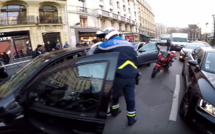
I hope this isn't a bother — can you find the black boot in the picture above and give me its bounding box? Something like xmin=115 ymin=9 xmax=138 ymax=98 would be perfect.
xmin=127 ymin=114 xmax=137 ymax=126
xmin=111 ymin=105 xmax=121 ymax=117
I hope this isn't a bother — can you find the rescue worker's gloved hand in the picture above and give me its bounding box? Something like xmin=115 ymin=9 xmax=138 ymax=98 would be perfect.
xmin=136 ymin=72 xmax=142 ymax=85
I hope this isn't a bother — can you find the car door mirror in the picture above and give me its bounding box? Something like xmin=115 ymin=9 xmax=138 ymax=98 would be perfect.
xmin=188 ymin=60 xmax=198 ymax=67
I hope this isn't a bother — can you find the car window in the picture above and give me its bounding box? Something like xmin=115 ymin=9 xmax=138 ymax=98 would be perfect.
xmin=28 ymin=62 xmax=108 ymax=117
xmin=203 ymin=53 xmax=215 ymax=74
xmin=140 ymin=43 xmax=156 ymax=51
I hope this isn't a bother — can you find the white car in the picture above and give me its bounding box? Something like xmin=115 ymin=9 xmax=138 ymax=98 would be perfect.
xmin=149 ymin=39 xmax=159 ymax=43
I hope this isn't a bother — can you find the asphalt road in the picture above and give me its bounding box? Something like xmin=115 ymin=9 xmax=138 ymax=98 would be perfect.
xmin=104 ymin=46 xmax=201 ymax=134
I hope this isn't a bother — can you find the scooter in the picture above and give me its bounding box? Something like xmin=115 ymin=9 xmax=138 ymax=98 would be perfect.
xmin=151 ymin=50 xmax=177 ymax=78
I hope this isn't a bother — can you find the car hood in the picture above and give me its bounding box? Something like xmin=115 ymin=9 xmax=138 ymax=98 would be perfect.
xmin=202 ymin=71 xmax=215 ymax=89
xmin=182 ymin=48 xmax=193 ymax=53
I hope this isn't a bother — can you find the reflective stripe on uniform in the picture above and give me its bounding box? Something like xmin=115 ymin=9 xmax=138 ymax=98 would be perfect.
xmin=127 ymin=113 xmax=136 ymax=117
xmin=118 ymin=60 xmax=137 ymax=69
xmin=112 ymin=104 xmax=119 ymax=109
xmin=127 ymin=111 xmax=136 ymax=117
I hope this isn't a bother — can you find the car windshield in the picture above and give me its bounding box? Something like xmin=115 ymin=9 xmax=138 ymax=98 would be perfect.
xmin=161 ymin=38 xmax=168 ymax=40
xmin=203 ymin=52 xmax=215 ymax=74
xmin=172 ymin=38 xmax=187 ymax=42
xmin=132 ymin=43 xmax=139 ymax=50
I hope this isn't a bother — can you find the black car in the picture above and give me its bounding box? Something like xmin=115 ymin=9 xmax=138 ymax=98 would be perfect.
xmin=133 ymin=42 xmax=159 ymax=66
xmin=180 ymin=47 xmax=215 ymax=134
xmin=0 ymin=48 xmax=119 ymax=134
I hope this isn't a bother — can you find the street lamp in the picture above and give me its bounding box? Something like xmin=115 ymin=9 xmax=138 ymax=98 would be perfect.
xmin=206 ymin=22 xmax=208 ymax=42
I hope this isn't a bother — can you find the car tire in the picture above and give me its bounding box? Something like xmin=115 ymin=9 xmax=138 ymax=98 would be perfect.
xmin=179 ymin=91 xmax=192 ymax=119
xmin=151 ymin=66 xmax=159 ymax=78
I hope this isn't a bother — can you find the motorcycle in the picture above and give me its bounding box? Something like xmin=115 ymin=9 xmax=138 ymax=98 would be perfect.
xmin=151 ymin=50 xmax=177 ymax=78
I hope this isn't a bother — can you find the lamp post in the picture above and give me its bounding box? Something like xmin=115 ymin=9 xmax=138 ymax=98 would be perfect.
xmin=206 ymin=22 xmax=208 ymax=42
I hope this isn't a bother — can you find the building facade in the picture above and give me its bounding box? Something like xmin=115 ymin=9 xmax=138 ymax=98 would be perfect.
xmin=188 ymin=24 xmax=201 ymax=41
xmin=0 ymin=0 xmax=69 ymax=59
xmin=68 ymin=0 xmax=144 ymax=46
xmin=137 ymin=0 xmax=155 ymax=41
xmin=155 ymin=23 xmax=167 ymax=39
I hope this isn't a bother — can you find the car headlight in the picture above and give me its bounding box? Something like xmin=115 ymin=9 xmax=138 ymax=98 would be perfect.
xmin=199 ymin=99 xmax=215 ymax=117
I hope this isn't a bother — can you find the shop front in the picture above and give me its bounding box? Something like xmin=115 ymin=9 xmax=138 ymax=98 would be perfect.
xmin=75 ymin=28 xmax=100 ymax=45
xmin=0 ymin=31 xmax=32 ymax=59
xmin=139 ymin=29 xmax=151 ymax=43
xmin=123 ymin=32 xmax=139 ymax=42
xmin=42 ymin=32 xmax=61 ymax=52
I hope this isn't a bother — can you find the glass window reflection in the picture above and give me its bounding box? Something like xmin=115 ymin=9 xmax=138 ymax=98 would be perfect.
xmin=0 ymin=5 xmax=27 ymax=25
xmin=39 ymin=5 xmax=58 ymax=23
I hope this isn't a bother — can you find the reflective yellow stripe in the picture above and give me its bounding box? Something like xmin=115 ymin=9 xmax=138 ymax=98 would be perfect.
xmin=118 ymin=60 xmax=137 ymax=69
xmin=127 ymin=113 xmax=136 ymax=117
xmin=112 ymin=105 xmax=119 ymax=109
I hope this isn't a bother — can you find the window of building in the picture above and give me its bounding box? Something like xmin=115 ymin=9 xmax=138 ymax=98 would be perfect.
xmin=101 ymin=19 xmax=105 ymax=29
xmin=80 ymin=17 xmax=87 ymax=27
xmin=0 ymin=5 xmax=27 ymax=25
xmin=123 ymin=5 xmax=126 ymax=11
xmin=39 ymin=5 xmax=58 ymax=23
xmin=110 ymin=0 xmax=112 ymax=5
xmin=111 ymin=21 xmax=114 ymax=27
xmin=99 ymin=5 xmax=103 ymax=9
xmin=110 ymin=9 xmax=113 ymax=12
xmin=125 ymin=25 xmax=127 ymax=31
xmin=128 ymin=8 xmax=130 ymax=13
xmin=124 ymin=14 xmax=126 ymax=17
xmin=118 ymin=11 xmax=120 ymax=15
xmin=117 ymin=2 xmax=120 ymax=8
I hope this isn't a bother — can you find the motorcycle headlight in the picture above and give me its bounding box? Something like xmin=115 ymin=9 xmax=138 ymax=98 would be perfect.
xmin=199 ymin=99 xmax=215 ymax=117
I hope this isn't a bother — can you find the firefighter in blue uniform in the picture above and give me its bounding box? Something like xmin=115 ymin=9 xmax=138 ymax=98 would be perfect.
xmin=94 ymin=27 xmax=138 ymax=126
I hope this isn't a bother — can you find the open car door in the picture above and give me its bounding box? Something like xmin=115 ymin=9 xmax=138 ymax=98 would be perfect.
xmin=19 ymin=52 xmax=119 ymax=134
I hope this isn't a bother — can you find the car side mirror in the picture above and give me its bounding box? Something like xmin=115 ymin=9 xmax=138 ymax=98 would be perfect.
xmin=188 ymin=60 xmax=198 ymax=67
xmin=139 ymin=50 xmax=146 ymax=53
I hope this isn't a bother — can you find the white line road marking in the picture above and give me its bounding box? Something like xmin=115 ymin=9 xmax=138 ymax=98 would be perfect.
xmin=169 ymin=74 xmax=181 ymax=121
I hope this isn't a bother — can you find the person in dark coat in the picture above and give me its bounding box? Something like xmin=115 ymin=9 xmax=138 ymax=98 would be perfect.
xmin=1 ymin=52 xmax=10 ymax=64
xmin=26 ymin=47 xmax=33 ymax=56
xmin=32 ymin=45 xmax=44 ymax=58
xmin=166 ymin=39 xmax=171 ymax=52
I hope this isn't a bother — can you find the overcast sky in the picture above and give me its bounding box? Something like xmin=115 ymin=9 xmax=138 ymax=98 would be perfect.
xmin=147 ymin=0 xmax=215 ymax=33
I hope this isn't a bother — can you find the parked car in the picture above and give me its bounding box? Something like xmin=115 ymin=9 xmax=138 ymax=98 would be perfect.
xmin=133 ymin=42 xmax=159 ymax=66
xmin=180 ymin=47 xmax=215 ymax=134
xmin=179 ymin=42 xmax=211 ymax=61
xmin=0 ymin=48 xmax=119 ymax=134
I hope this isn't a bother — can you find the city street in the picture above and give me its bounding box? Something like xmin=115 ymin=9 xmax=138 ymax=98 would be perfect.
xmin=104 ymin=46 xmax=201 ymax=134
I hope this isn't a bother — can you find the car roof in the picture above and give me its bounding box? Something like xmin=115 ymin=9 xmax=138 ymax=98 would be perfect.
xmin=200 ymin=47 xmax=215 ymax=52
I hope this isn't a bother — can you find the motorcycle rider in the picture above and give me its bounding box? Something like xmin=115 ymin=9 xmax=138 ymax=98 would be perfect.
xmin=94 ymin=27 xmax=138 ymax=126
xmin=166 ymin=39 xmax=171 ymax=52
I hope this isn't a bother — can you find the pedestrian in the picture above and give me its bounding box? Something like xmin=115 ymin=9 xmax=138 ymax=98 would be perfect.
xmin=82 ymin=41 xmax=88 ymax=47
xmin=1 ymin=52 xmax=10 ymax=64
xmin=32 ymin=45 xmax=44 ymax=58
xmin=55 ymin=42 xmax=62 ymax=50
xmin=88 ymin=30 xmax=106 ymax=55
xmin=166 ymin=39 xmax=171 ymax=52
xmin=26 ymin=47 xmax=33 ymax=56
xmin=94 ymin=27 xmax=138 ymax=126
xmin=76 ymin=42 xmax=81 ymax=48
xmin=64 ymin=41 xmax=70 ymax=48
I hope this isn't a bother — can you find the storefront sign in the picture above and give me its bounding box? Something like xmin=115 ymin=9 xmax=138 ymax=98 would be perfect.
xmin=6 ymin=8 xmax=23 ymax=12
xmin=125 ymin=36 xmax=134 ymax=42
xmin=0 ymin=37 xmax=11 ymax=41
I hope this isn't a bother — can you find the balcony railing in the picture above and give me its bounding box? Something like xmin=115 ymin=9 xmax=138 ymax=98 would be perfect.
xmin=0 ymin=16 xmax=36 ymax=26
xmin=37 ymin=16 xmax=62 ymax=24
xmin=77 ymin=7 xmax=87 ymax=13
xmin=112 ymin=13 xmax=118 ymax=19
xmin=102 ymin=10 xmax=110 ymax=17
xmin=121 ymin=16 xmax=125 ymax=21
xmin=132 ymin=20 xmax=136 ymax=25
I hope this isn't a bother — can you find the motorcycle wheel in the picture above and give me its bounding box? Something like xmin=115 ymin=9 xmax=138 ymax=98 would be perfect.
xmin=151 ymin=66 xmax=159 ymax=78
